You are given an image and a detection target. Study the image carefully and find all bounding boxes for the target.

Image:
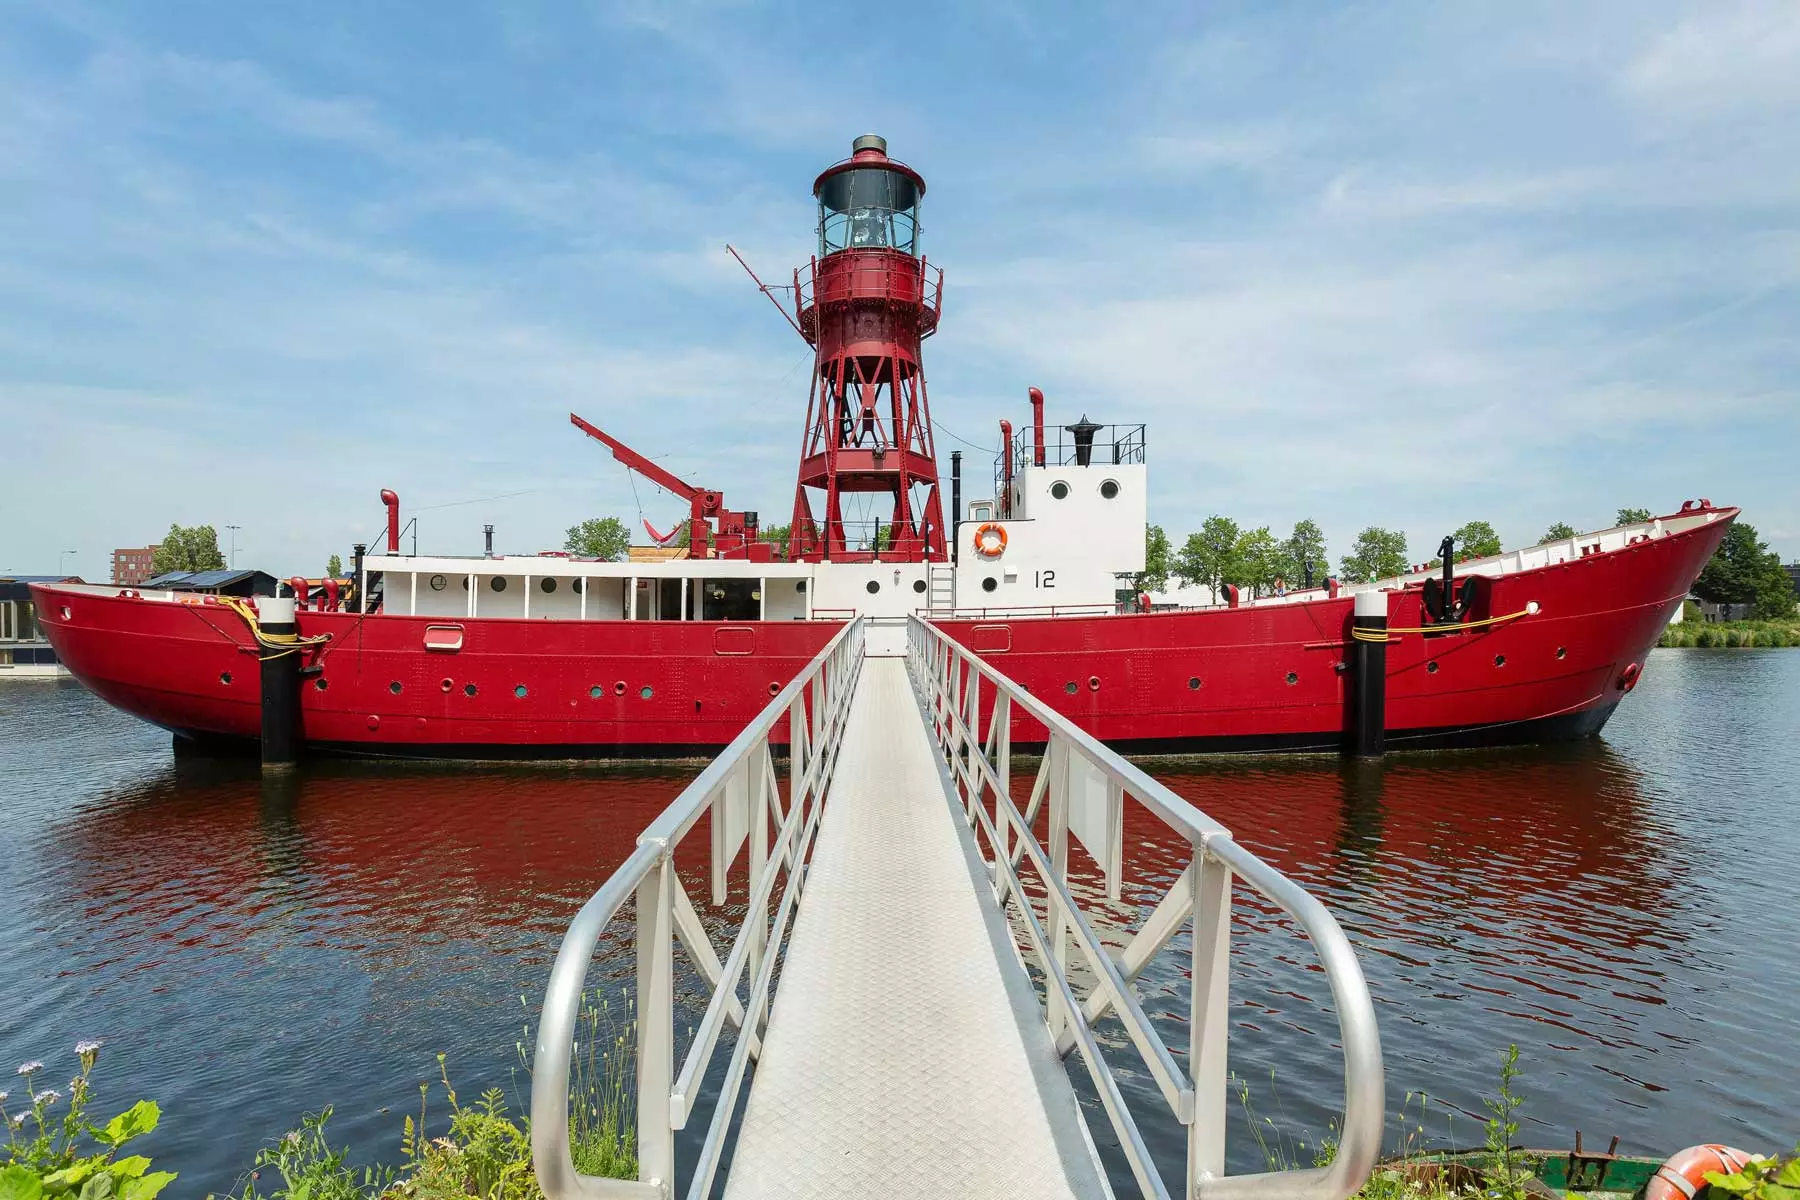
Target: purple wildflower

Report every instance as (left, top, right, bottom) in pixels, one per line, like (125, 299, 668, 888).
(33, 1089, 62, 1105)
(75, 1039, 103, 1057)
(16, 1062, 43, 1076)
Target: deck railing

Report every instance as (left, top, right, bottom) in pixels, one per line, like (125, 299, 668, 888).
(530, 618, 865, 1199)
(907, 614, 1384, 1200)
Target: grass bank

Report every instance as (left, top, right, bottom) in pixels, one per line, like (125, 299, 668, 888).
(1660, 619, 1800, 648)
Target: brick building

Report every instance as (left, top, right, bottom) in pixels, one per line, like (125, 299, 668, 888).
(112, 546, 159, 585)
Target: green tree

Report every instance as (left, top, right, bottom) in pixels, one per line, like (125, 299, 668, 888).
(1340, 526, 1409, 583)
(1234, 525, 1281, 593)
(1616, 507, 1653, 526)
(1175, 516, 1241, 592)
(1452, 520, 1503, 559)
(1695, 522, 1797, 619)
(565, 516, 632, 561)
(1282, 519, 1329, 586)
(149, 523, 226, 575)
(759, 522, 792, 558)
(1540, 521, 1578, 543)
(326, 553, 343, 578)
(1132, 524, 1171, 592)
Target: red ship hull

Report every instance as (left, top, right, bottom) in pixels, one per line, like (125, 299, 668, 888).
(32, 508, 1730, 761)
(938, 512, 1719, 754)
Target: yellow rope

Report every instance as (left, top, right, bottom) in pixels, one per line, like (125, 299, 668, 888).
(216, 595, 332, 658)
(1351, 606, 1536, 643)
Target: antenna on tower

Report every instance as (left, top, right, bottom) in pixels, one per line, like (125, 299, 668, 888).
(726, 245, 806, 340)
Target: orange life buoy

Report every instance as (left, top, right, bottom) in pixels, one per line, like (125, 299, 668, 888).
(974, 522, 1007, 558)
(1645, 1145, 1754, 1200)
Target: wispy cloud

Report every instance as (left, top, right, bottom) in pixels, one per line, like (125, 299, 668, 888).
(0, 0, 1794, 579)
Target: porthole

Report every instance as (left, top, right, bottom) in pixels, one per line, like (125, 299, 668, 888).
(1494, 654, 1506, 668)
(389, 680, 403, 695)
(981, 577, 998, 593)
(1049, 480, 1070, 500)
(514, 684, 528, 698)
(614, 681, 627, 696)
(441, 678, 454, 692)
(461, 577, 470, 590)
(429, 574, 447, 591)
(912, 579, 926, 593)
(1064, 681, 1078, 694)
(219, 671, 232, 685)
(464, 682, 478, 697)
(590, 685, 603, 699)
(1556, 647, 1567, 660)
(1099, 479, 1120, 500)
(314, 677, 329, 691)
(540, 577, 558, 594)
(1088, 676, 1100, 691)
(1426, 661, 1439, 675)
(1285, 671, 1298, 685)
(571, 578, 584, 594)
(796, 580, 807, 593)
(1187, 677, 1201, 690)
(866, 580, 880, 594)
(490, 576, 508, 592)
(640, 686, 654, 700)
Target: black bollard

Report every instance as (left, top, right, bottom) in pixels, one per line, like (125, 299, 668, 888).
(259, 595, 301, 773)
(1349, 589, 1387, 757)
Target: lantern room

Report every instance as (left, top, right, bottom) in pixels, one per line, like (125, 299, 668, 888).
(814, 134, 925, 257)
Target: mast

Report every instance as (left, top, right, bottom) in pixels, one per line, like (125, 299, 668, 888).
(788, 134, 947, 563)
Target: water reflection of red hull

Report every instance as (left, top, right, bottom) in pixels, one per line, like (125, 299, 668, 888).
(33, 506, 1727, 759)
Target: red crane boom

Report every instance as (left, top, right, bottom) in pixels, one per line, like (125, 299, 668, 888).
(569, 412, 766, 560)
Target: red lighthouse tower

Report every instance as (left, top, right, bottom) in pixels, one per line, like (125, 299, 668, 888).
(788, 135, 947, 563)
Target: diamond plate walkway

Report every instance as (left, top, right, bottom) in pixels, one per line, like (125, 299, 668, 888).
(722, 657, 1107, 1200)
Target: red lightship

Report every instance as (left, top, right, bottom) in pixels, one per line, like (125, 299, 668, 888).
(35, 135, 1733, 760)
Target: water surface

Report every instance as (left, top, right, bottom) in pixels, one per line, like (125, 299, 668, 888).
(2, 648, 1795, 1195)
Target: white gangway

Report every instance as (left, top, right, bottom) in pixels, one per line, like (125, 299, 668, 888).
(531, 616, 1385, 1200)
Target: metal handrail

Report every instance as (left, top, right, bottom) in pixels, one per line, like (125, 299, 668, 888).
(906, 615, 1383, 1200)
(532, 618, 866, 1199)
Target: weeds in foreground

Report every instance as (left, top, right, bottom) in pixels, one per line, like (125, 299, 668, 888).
(1705, 1147, 1800, 1200)
(525, 992, 634, 1181)
(221, 992, 638, 1199)
(1481, 1045, 1527, 1200)
(0, 1041, 176, 1199)
(1240, 1044, 1526, 1200)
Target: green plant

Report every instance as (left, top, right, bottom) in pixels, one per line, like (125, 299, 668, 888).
(227, 1108, 392, 1200)
(397, 1057, 538, 1200)
(1706, 1147, 1800, 1200)
(518, 993, 635, 1180)
(1482, 1045, 1526, 1200)
(1, 1042, 175, 1200)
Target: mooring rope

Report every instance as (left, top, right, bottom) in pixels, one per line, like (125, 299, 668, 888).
(215, 595, 332, 660)
(1349, 605, 1537, 643)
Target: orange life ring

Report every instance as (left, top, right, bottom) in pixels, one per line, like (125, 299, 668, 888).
(1645, 1145, 1754, 1200)
(974, 522, 1007, 558)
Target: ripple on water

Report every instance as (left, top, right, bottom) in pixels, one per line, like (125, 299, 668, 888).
(3, 650, 1798, 1194)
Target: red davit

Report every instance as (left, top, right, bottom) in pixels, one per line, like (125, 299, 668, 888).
(787, 135, 948, 563)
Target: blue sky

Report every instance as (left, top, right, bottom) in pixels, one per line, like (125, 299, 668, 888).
(2, 0, 1796, 578)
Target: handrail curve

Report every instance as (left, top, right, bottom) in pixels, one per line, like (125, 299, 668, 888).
(531, 618, 865, 1199)
(907, 614, 1384, 1200)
